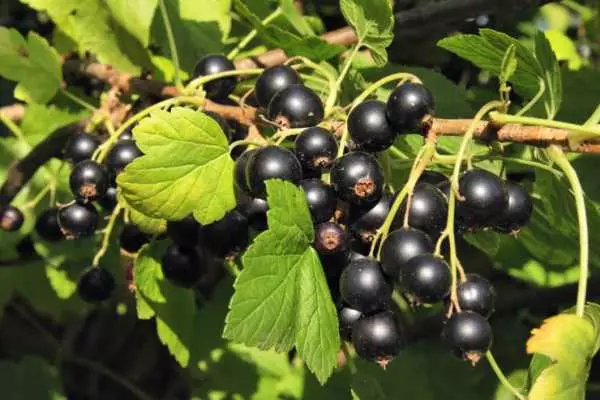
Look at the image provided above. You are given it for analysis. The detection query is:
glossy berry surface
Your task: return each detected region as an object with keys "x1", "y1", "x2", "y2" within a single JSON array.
[
  {"x1": 0, "y1": 205, "x2": 24, "y2": 232},
  {"x1": 459, "y1": 169, "x2": 508, "y2": 226},
  {"x1": 294, "y1": 127, "x2": 337, "y2": 172},
  {"x1": 234, "y1": 149, "x2": 257, "y2": 193},
  {"x1": 192, "y1": 54, "x2": 236, "y2": 100},
  {"x1": 202, "y1": 210, "x2": 249, "y2": 257},
  {"x1": 120, "y1": 224, "x2": 150, "y2": 253},
  {"x1": 314, "y1": 222, "x2": 347, "y2": 255},
  {"x1": 167, "y1": 215, "x2": 201, "y2": 248},
  {"x1": 70, "y1": 160, "x2": 109, "y2": 201},
  {"x1": 245, "y1": 146, "x2": 302, "y2": 198},
  {"x1": 494, "y1": 181, "x2": 533, "y2": 233},
  {"x1": 339, "y1": 258, "x2": 391, "y2": 314},
  {"x1": 65, "y1": 133, "x2": 101, "y2": 163},
  {"x1": 398, "y1": 183, "x2": 447, "y2": 237},
  {"x1": 267, "y1": 85, "x2": 324, "y2": 128},
  {"x1": 35, "y1": 208, "x2": 63, "y2": 241},
  {"x1": 348, "y1": 100, "x2": 397, "y2": 152},
  {"x1": 419, "y1": 170, "x2": 449, "y2": 187},
  {"x1": 352, "y1": 311, "x2": 402, "y2": 365},
  {"x1": 331, "y1": 152, "x2": 384, "y2": 206},
  {"x1": 380, "y1": 227, "x2": 433, "y2": 279},
  {"x1": 58, "y1": 201, "x2": 99, "y2": 238},
  {"x1": 399, "y1": 254, "x2": 451, "y2": 304},
  {"x1": 457, "y1": 274, "x2": 496, "y2": 318},
  {"x1": 77, "y1": 268, "x2": 115, "y2": 303},
  {"x1": 235, "y1": 191, "x2": 268, "y2": 231},
  {"x1": 255, "y1": 65, "x2": 302, "y2": 108},
  {"x1": 443, "y1": 311, "x2": 493, "y2": 359},
  {"x1": 386, "y1": 83, "x2": 435, "y2": 132},
  {"x1": 339, "y1": 305, "x2": 363, "y2": 341},
  {"x1": 299, "y1": 179, "x2": 337, "y2": 224},
  {"x1": 106, "y1": 140, "x2": 143, "y2": 175},
  {"x1": 98, "y1": 186, "x2": 118, "y2": 211},
  {"x1": 349, "y1": 192, "x2": 393, "y2": 246},
  {"x1": 161, "y1": 244, "x2": 204, "y2": 288}
]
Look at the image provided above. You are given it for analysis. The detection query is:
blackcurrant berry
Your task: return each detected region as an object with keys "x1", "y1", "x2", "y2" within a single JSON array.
[
  {"x1": 0, "y1": 205, "x2": 24, "y2": 232},
  {"x1": 299, "y1": 179, "x2": 337, "y2": 224},
  {"x1": 380, "y1": 227, "x2": 433, "y2": 279},
  {"x1": 457, "y1": 274, "x2": 496, "y2": 318},
  {"x1": 161, "y1": 244, "x2": 204, "y2": 288},
  {"x1": 234, "y1": 149, "x2": 257, "y2": 193},
  {"x1": 106, "y1": 140, "x2": 143, "y2": 175},
  {"x1": 167, "y1": 215, "x2": 201, "y2": 248},
  {"x1": 65, "y1": 133, "x2": 101, "y2": 163},
  {"x1": 255, "y1": 65, "x2": 302, "y2": 109},
  {"x1": 399, "y1": 254, "x2": 451, "y2": 304},
  {"x1": 494, "y1": 181, "x2": 533, "y2": 233},
  {"x1": 352, "y1": 311, "x2": 402, "y2": 366},
  {"x1": 347, "y1": 249, "x2": 368, "y2": 264},
  {"x1": 331, "y1": 152, "x2": 384, "y2": 206},
  {"x1": 58, "y1": 201, "x2": 99, "y2": 238},
  {"x1": 396, "y1": 183, "x2": 447, "y2": 237},
  {"x1": 339, "y1": 258, "x2": 391, "y2": 314},
  {"x1": 294, "y1": 127, "x2": 338, "y2": 172},
  {"x1": 386, "y1": 83, "x2": 435, "y2": 133},
  {"x1": 16, "y1": 235, "x2": 36, "y2": 258},
  {"x1": 418, "y1": 170, "x2": 449, "y2": 186},
  {"x1": 69, "y1": 160, "x2": 109, "y2": 201},
  {"x1": 267, "y1": 85, "x2": 324, "y2": 128},
  {"x1": 349, "y1": 192, "x2": 393, "y2": 246},
  {"x1": 458, "y1": 169, "x2": 508, "y2": 226},
  {"x1": 118, "y1": 129, "x2": 134, "y2": 141},
  {"x1": 245, "y1": 146, "x2": 303, "y2": 198},
  {"x1": 77, "y1": 267, "x2": 115, "y2": 303},
  {"x1": 98, "y1": 186, "x2": 118, "y2": 211},
  {"x1": 339, "y1": 305, "x2": 363, "y2": 341},
  {"x1": 314, "y1": 222, "x2": 347, "y2": 255},
  {"x1": 348, "y1": 100, "x2": 397, "y2": 152},
  {"x1": 442, "y1": 311, "x2": 493, "y2": 363},
  {"x1": 120, "y1": 224, "x2": 150, "y2": 253},
  {"x1": 202, "y1": 210, "x2": 249, "y2": 257},
  {"x1": 192, "y1": 54, "x2": 236, "y2": 100},
  {"x1": 35, "y1": 208, "x2": 63, "y2": 241},
  {"x1": 236, "y1": 191, "x2": 268, "y2": 231}
]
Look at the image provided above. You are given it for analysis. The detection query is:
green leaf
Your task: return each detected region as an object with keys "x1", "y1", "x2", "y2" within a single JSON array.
[
  {"x1": 0, "y1": 28, "x2": 61, "y2": 103},
  {"x1": 224, "y1": 180, "x2": 340, "y2": 384},
  {"x1": 526, "y1": 303, "x2": 600, "y2": 399},
  {"x1": 279, "y1": 0, "x2": 315, "y2": 36},
  {"x1": 118, "y1": 107, "x2": 236, "y2": 224},
  {"x1": 340, "y1": 0, "x2": 394, "y2": 65},
  {"x1": 105, "y1": 0, "x2": 159, "y2": 47},
  {"x1": 20, "y1": 104, "x2": 89, "y2": 146},
  {"x1": 534, "y1": 31, "x2": 562, "y2": 118},
  {"x1": 500, "y1": 44, "x2": 518, "y2": 85},
  {"x1": 0, "y1": 357, "x2": 65, "y2": 399}
]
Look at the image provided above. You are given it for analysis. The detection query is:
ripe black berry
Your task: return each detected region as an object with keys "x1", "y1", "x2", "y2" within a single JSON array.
[
  {"x1": 77, "y1": 267, "x2": 115, "y2": 303},
  {"x1": 294, "y1": 127, "x2": 338, "y2": 172},
  {"x1": 234, "y1": 149, "x2": 257, "y2": 193},
  {"x1": 399, "y1": 254, "x2": 451, "y2": 304},
  {"x1": 314, "y1": 222, "x2": 347, "y2": 255},
  {"x1": 331, "y1": 152, "x2": 384, "y2": 206},
  {"x1": 380, "y1": 227, "x2": 433, "y2": 279},
  {"x1": 456, "y1": 274, "x2": 496, "y2": 318},
  {"x1": 167, "y1": 215, "x2": 201, "y2": 248},
  {"x1": 70, "y1": 160, "x2": 109, "y2": 201},
  {"x1": 349, "y1": 192, "x2": 393, "y2": 246},
  {"x1": 267, "y1": 85, "x2": 324, "y2": 128},
  {"x1": 255, "y1": 65, "x2": 302, "y2": 109},
  {"x1": 118, "y1": 129, "x2": 134, "y2": 141},
  {"x1": 396, "y1": 183, "x2": 447, "y2": 237},
  {"x1": 98, "y1": 186, "x2": 118, "y2": 211},
  {"x1": 65, "y1": 133, "x2": 101, "y2": 163},
  {"x1": 386, "y1": 83, "x2": 435, "y2": 133},
  {"x1": 348, "y1": 100, "x2": 397, "y2": 152},
  {"x1": 458, "y1": 169, "x2": 508, "y2": 226},
  {"x1": 299, "y1": 179, "x2": 336, "y2": 224},
  {"x1": 0, "y1": 205, "x2": 24, "y2": 232},
  {"x1": 419, "y1": 170, "x2": 449, "y2": 186},
  {"x1": 202, "y1": 210, "x2": 249, "y2": 257},
  {"x1": 236, "y1": 191, "x2": 268, "y2": 231},
  {"x1": 58, "y1": 201, "x2": 99, "y2": 238},
  {"x1": 352, "y1": 311, "x2": 402, "y2": 366},
  {"x1": 192, "y1": 54, "x2": 236, "y2": 100},
  {"x1": 339, "y1": 305, "x2": 363, "y2": 341},
  {"x1": 35, "y1": 208, "x2": 63, "y2": 241},
  {"x1": 106, "y1": 140, "x2": 143, "y2": 175},
  {"x1": 120, "y1": 224, "x2": 150, "y2": 253},
  {"x1": 443, "y1": 311, "x2": 493, "y2": 363},
  {"x1": 339, "y1": 258, "x2": 391, "y2": 314},
  {"x1": 161, "y1": 244, "x2": 204, "y2": 288},
  {"x1": 494, "y1": 181, "x2": 533, "y2": 233},
  {"x1": 245, "y1": 146, "x2": 302, "y2": 198}
]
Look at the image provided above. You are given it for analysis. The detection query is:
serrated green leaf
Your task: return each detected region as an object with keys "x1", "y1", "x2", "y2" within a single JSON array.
[
  {"x1": 0, "y1": 357, "x2": 65, "y2": 399},
  {"x1": 105, "y1": 0, "x2": 158, "y2": 47},
  {"x1": 340, "y1": 0, "x2": 394, "y2": 65},
  {"x1": 224, "y1": 180, "x2": 340, "y2": 384},
  {"x1": 535, "y1": 31, "x2": 563, "y2": 118},
  {"x1": 20, "y1": 104, "x2": 88, "y2": 146},
  {"x1": 279, "y1": 0, "x2": 315, "y2": 36},
  {"x1": 118, "y1": 107, "x2": 236, "y2": 224},
  {"x1": 0, "y1": 28, "x2": 61, "y2": 103}
]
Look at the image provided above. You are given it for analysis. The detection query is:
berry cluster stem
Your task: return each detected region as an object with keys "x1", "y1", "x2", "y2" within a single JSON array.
[
  {"x1": 185, "y1": 69, "x2": 264, "y2": 94},
  {"x1": 485, "y1": 351, "x2": 526, "y2": 400},
  {"x1": 92, "y1": 204, "x2": 123, "y2": 267},
  {"x1": 158, "y1": 0, "x2": 183, "y2": 90}
]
